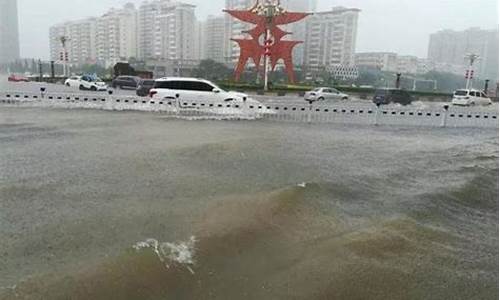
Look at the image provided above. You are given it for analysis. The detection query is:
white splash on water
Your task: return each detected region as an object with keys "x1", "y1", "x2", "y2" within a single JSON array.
[
  {"x1": 1, "y1": 97, "x2": 272, "y2": 121},
  {"x1": 133, "y1": 236, "x2": 197, "y2": 274},
  {"x1": 411, "y1": 101, "x2": 430, "y2": 110},
  {"x1": 0, "y1": 284, "x2": 18, "y2": 297}
]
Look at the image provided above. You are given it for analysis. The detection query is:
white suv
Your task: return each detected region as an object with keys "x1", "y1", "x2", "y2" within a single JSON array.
[
  {"x1": 65, "y1": 75, "x2": 108, "y2": 91},
  {"x1": 452, "y1": 89, "x2": 492, "y2": 106},
  {"x1": 149, "y1": 77, "x2": 252, "y2": 104}
]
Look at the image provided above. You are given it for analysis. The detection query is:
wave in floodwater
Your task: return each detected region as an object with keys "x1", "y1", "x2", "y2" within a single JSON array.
[
  {"x1": 0, "y1": 98, "x2": 273, "y2": 121},
  {"x1": 1, "y1": 175, "x2": 497, "y2": 300},
  {"x1": 133, "y1": 237, "x2": 197, "y2": 274}
]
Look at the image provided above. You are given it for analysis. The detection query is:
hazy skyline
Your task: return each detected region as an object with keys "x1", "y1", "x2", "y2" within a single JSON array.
[{"x1": 18, "y1": 0, "x2": 499, "y2": 60}]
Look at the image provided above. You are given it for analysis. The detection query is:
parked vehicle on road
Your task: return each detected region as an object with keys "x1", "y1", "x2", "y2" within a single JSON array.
[
  {"x1": 65, "y1": 75, "x2": 107, "y2": 91},
  {"x1": 451, "y1": 89, "x2": 492, "y2": 106},
  {"x1": 304, "y1": 87, "x2": 349, "y2": 102},
  {"x1": 112, "y1": 76, "x2": 141, "y2": 90},
  {"x1": 65, "y1": 76, "x2": 82, "y2": 87},
  {"x1": 373, "y1": 88, "x2": 413, "y2": 106},
  {"x1": 136, "y1": 79, "x2": 155, "y2": 97},
  {"x1": 8, "y1": 74, "x2": 29, "y2": 82},
  {"x1": 149, "y1": 77, "x2": 254, "y2": 104}
]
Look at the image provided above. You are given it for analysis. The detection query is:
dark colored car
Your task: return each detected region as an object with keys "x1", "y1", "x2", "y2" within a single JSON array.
[
  {"x1": 111, "y1": 76, "x2": 140, "y2": 89},
  {"x1": 136, "y1": 79, "x2": 155, "y2": 97},
  {"x1": 373, "y1": 88, "x2": 414, "y2": 106}
]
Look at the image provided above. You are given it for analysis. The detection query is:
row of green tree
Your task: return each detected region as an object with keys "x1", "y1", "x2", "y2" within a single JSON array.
[
  {"x1": 192, "y1": 60, "x2": 484, "y2": 93},
  {"x1": 2, "y1": 58, "x2": 488, "y2": 93}
]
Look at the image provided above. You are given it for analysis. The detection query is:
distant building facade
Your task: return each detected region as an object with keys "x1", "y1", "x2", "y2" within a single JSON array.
[
  {"x1": 50, "y1": 0, "x2": 199, "y2": 68},
  {"x1": 355, "y1": 52, "x2": 398, "y2": 72},
  {"x1": 193, "y1": 21, "x2": 206, "y2": 61},
  {"x1": 326, "y1": 64, "x2": 359, "y2": 80},
  {"x1": 428, "y1": 27, "x2": 499, "y2": 79},
  {"x1": 396, "y1": 55, "x2": 419, "y2": 75},
  {"x1": 138, "y1": 0, "x2": 196, "y2": 61},
  {"x1": 0, "y1": 0, "x2": 20, "y2": 64},
  {"x1": 356, "y1": 52, "x2": 431, "y2": 75},
  {"x1": 96, "y1": 3, "x2": 138, "y2": 67},
  {"x1": 224, "y1": 0, "x2": 254, "y2": 63},
  {"x1": 303, "y1": 7, "x2": 360, "y2": 73},
  {"x1": 281, "y1": 0, "x2": 317, "y2": 66},
  {"x1": 49, "y1": 18, "x2": 97, "y2": 65},
  {"x1": 204, "y1": 15, "x2": 226, "y2": 63},
  {"x1": 286, "y1": 0, "x2": 317, "y2": 12}
]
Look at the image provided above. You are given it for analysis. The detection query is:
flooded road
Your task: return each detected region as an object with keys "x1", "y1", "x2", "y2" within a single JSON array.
[{"x1": 0, "y1": 104, "x2": 498, "y2": 299}]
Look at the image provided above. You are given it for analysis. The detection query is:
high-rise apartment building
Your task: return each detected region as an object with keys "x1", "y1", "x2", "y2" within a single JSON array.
[
  {"x1": 204, "y1": 15, "x2": 226, "y2": 63},
  {"x1": 49, "y1": 18, "x2": 97, "y2": 65},
  {"x1": 0, "y1": 0, "x2": 21, "y2": 64},
  {"x1": 428, "y1": 28, "x2": 499, "y2": 79},
  {"x1": 282, "y1": 0, "x2": 317, "y2": 12},
  {"x1": 224, "y1": 0, "x2": 253, "y2": 63},
  {"x1": 96, "y1": 3, "x2": 138, "y2": 67},
  {"x1": 138, "y1": 0, "x2": 196, "y2": 61},
  {"x1": 281, "y1": 0, "x2": 317, "y2": 65},
  {"x1": 50, "y1": 0, "x2": 198, "y2": 67},
  {"x1": 355, "y1": 52, "x2": 427, "y2": 75},
  {"x1": 137, "y1": 1, "x2": 160, "y2": 59},
  {"x1": 303, "y1": 7, "x2": 360, "y2": 72},
  {"x1": 355, "y1": 52, "x2": 398, "y2": 72},
  {"x1": 194, "y1": 21, "x2": 206, "y2": 61}
]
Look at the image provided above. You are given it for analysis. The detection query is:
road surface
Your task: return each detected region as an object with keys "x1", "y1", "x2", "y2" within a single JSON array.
[{"x1": 1, "y1": 77, "x2": 498, "y2": 112}]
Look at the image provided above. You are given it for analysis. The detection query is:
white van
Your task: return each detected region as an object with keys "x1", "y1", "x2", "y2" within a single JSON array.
[
  {"x1": 149, "y1": 77, "x2": 252, "y2": 104},
  {"x1": 452, "y1": 89, "x2": 492, "y2": 106}
]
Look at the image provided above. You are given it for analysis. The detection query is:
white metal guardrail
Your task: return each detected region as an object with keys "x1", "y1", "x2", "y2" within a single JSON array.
[{"x1": 0, "y1": 91, "x2": 497, "y2": 128}]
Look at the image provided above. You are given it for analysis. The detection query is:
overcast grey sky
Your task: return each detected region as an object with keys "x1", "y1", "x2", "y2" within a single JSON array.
[{"x1": 18, "y1": 0, "x2": 498, "y2": 60}]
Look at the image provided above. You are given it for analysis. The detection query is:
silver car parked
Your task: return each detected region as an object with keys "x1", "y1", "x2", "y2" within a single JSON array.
[{"x1": 304, "y1": 87, "x2": 349, "y2": 102}]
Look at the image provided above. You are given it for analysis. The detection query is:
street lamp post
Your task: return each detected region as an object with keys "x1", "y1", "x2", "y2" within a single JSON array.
[
  {"x1": 465, "y1": 53, "x2": 480, "y2": 90},
  {"x1": 60, "y1": 36, "x2": 69, "y2": 77},
  {"x1": 38, "y1": 59, "x2": 43, "y2": 82},
  {"x1": 396, "y1": 73, "x2": 402, "y2": 89},
  {"x1": 263, "y1": 2, "x2": 277, "y2": 92},
  {"x1": 484, "y1": 79, "x2": 490, "y2": 95},
  {"x1": 50, "y1": 61, "x2": 55, "y2": 80}
]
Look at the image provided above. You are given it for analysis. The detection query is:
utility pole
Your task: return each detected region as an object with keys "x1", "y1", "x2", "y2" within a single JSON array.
[
  {"x1": 263, "y1": 28, "x2": 271, "y2": 92},
  {"x1": 50, "y1": 61, "x2": 55, "y2": 80},
  {"x1": 38, "y1": 59, "x2": 43, "y2": 82},
  {"x1": 263, "y1": 2, "x2": 277, "y2": 92},
  {"x1": 464, "y1": 53, "x2": 480, "y2": 90},
  {"x1": 60, "y1": 36, "x2": 69, "y2": 77},
  {"x1": 396, "y1": 73, "x2": 402, "y2": 89},
  {"x1": 484, "y1": 79, "x2": 490, "y2": 95}
]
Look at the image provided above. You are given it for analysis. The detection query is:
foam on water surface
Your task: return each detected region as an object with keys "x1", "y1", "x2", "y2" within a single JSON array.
[{"x1": 133, "y1": 237, "x2": 197, "y2": 274}]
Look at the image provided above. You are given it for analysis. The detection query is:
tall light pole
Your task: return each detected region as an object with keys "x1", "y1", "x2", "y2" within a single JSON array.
[
  {"x1": 60, "y1": 36, "x2": 69, "y2": 77},
  {"x1": 395, "y1": 73, "x2": 402, "y2": 89},
  {"x1": 263, "y1": 1, "x2": 277, "y2": 92},
  {"x1": 38, "y1": 59, "x2": 43, "y2": 82},
  {"x1": 465, "y1": 53, "x2": 480, "y2": 90}
]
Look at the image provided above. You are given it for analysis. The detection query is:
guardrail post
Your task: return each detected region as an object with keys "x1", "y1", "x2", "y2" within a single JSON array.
[
  {"x1": 441, "y1": 105, "x2": 449, "y2": 128},
  {"x1": 374, "y1": 103, "x2": 381, "y2": 126},
  {"x1": 175, "y1": 93, "x2": 180, "y2": 112},
  {"x1": 307, "y1": 100, "x2": 314, "y2": 124},
  {"x1": 242, "y1": 96, "x2": 247, "y2": 116}
]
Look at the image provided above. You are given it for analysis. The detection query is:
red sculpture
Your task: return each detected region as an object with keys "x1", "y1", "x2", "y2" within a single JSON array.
[{"x1": 224, "y1": 1, "x2": 310, "y2": 83}]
